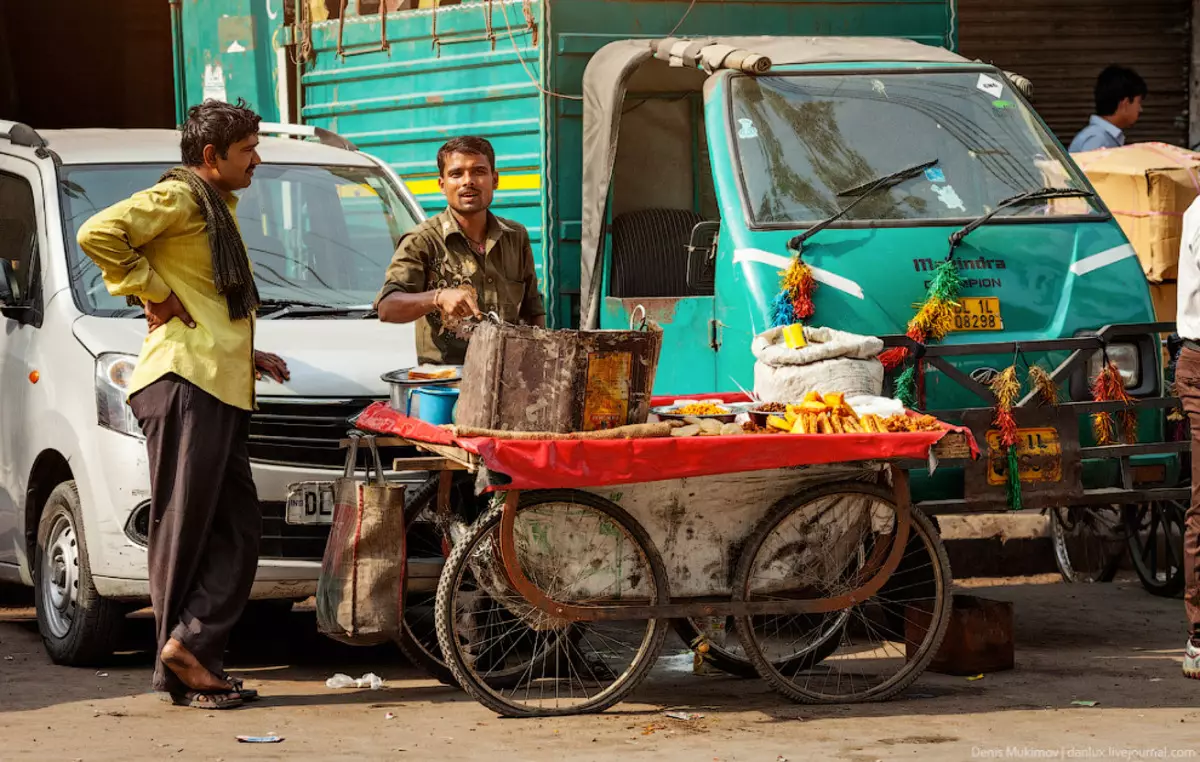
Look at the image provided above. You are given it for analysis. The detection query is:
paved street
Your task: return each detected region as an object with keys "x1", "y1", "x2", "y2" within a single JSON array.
[{"x1": 2, "y1": 575, "x2": 1199, "y2": 761}]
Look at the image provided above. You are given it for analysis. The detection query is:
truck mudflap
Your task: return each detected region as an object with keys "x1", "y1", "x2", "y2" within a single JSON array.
[{"x1": 888, "y1": 322, "x2": 1190, "y2": 513}]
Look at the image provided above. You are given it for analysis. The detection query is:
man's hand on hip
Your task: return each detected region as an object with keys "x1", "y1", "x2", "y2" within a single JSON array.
[
  {"x1": 145, "y1": 293, "x2": 195, "y2": 331},
  {"x1": 254, "y1": 351, "x2": 290, "y2": 383}
]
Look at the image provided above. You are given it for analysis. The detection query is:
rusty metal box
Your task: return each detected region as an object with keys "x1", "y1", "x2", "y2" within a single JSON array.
[
  {"x1": 456, "y1": 321, "x2": 662, "y2": 433},
  {"x1": 906, "y1": 594, "x2": 1015, "y2": 675}
]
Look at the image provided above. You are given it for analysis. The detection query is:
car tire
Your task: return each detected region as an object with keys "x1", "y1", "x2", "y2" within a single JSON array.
[{"x1": 34, "y1": 482, "x2": 126, "y2": 665}]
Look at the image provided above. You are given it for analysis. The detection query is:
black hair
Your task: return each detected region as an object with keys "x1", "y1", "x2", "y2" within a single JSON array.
[
  {"x1": 436, "y1": 136, "x2": 496, "y2": 176},
  {"x1": 1095, "y1": 65, "x2": 1148, "y2": 116},
  {"x1": 180, "y1": 99, "x2": 262, "y2": 166}
]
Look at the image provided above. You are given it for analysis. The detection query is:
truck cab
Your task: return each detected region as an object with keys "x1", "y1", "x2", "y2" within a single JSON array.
[{"x1": 0, "y1": 122, "x2": 421, "y2": 663}]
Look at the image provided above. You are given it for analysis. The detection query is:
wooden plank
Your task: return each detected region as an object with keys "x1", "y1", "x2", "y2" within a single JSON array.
[{"x1": 393, "y1": 456, "x2": 468, "y2": 472}]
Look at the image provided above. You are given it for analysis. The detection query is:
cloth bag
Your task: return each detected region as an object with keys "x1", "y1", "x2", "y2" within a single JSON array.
[
  {"x1": 316, "y1": 434, "x2": 407, "y2": 646},
  {"x1": 752, "y1": 325, "x2": 885, "y2": 402}
]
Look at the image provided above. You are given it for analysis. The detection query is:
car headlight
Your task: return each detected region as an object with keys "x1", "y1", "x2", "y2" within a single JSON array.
[
  {"x1": 95, "y1": 353, "x2": 144, "y2": 438},
  {"x1": 1087, "y1": 342, "x2": 1140, "y2": 388}
]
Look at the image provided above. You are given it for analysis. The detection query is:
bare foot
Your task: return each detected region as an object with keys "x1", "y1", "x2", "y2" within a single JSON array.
[{"x1": 160, "y1": 638, "x2": 231, "y2": 692}]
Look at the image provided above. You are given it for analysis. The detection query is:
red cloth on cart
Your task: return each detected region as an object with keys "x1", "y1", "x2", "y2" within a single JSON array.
[{"x1": 354, "y1": 398, "x2": 978, "y2": 492}]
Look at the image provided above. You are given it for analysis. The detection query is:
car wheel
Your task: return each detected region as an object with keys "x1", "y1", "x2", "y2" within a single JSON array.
[{"x1": 34, "y1": 482, "x2": 126, "y2": 665}]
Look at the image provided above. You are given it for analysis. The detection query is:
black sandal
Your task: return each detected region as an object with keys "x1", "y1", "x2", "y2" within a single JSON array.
[
  {"x1": 168, "y1": 690, "x2": 245, "y2": 710},
  {"x1": 223, "y1": 674, "x2": 260, "y2": 702}
]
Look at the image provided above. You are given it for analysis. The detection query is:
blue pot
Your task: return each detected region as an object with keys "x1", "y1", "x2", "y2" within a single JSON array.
[{"x1": 407, "y1": 385, "x2": 460, "y2": 425}]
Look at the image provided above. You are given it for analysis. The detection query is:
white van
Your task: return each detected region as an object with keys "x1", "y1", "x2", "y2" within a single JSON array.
[{"x1": 0, "y1": 121, "x2": 420, "y2": 663}]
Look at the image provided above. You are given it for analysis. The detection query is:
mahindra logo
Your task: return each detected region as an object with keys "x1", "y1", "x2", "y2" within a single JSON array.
[{"x1": 971, "y1": 367, "x2": 1000, "y2": 385}]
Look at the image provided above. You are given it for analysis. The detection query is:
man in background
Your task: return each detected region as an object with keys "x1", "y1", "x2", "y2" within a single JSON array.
[{"x1": 1068, "y1": 65, "x2": 1147, "y2": 153}]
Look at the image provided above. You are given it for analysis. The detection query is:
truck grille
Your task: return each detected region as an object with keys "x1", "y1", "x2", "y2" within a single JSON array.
[
  {"x1": 249, "y1": 397, "x2": 381, "y2": 468},
  {"x1": 260, "y1": 500, "x2": 329, "y2": 560}
]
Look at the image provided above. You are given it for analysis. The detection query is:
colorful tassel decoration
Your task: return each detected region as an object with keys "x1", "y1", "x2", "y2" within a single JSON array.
[
  {"x1": 771, "y1": 255, "x2": 817, "y2": 327},
  {"x1": 990, "y1": 366, "x2": 1023, "y2": 510},
  {"x1": 880, "y1": 258, "x2": 964, "y2": 407},
  {"x1": 894, "y1": 365, "x2": 919, "y2": 409},
  {"x1": 1091, "y1": 361, "x2": 1135, "y2": 445},
  {"x1": 1027, "y1": 365, "x2": 1060, "y2": 407}
]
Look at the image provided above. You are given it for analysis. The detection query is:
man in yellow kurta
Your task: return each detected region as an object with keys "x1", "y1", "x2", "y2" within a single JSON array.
[{"x1": 77, "y1": 100, "x2": 287, "y2": 710}]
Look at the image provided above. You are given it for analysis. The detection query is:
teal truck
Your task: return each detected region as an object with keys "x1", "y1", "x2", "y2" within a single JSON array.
[{"x1": 175, "y1": 0, "x2": 1185, "y2": 586}]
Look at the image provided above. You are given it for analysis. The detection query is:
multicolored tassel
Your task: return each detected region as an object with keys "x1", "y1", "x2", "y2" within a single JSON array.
[
  {"x1": 771, "y1": 255, "x2": 817, "y2": 327},
  {"x1": 1027, "y1": 365, "x2": 1059, "y2": 407},
  {"x1": 880, "y1": 258, "x2": 964, "y2": 407},
  {"x1": 1091, "y1": 362, "x2": 1135, "y2": 445},
  {"x1": 990, "y1": 366, "x2": 1023, "y2": 511}
]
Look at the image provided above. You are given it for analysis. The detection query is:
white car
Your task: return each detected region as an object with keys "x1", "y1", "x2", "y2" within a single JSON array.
[{"x1": 0, "y1": 121, "x2": 421, "y2": 664}]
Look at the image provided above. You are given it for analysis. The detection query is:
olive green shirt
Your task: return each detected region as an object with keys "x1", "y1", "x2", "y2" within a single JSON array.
[{"x1": 375, "y1": 208, "x2": 545, "y2": 364}]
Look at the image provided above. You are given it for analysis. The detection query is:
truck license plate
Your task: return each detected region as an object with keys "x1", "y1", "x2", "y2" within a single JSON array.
[
  {"x1": 986, "y1": 427, "x2": 1062, "y2": 485},
  {"x1": 285, "y1": 481, "x2": 336, "y2": 525},
  {"x1": 950, "y1": 297, "x2": 1003, "y2": 332}
]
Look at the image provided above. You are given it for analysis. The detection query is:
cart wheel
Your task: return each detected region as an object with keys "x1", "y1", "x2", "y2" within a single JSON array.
[
  {"x1": 394, "y1": 475, "x2": 464, "y2": 688},
  {"x1": 435, "y1": 490, "x2": 669, "y2": 716},
  {"x1": 1123, "y1": 501, "x2": 1186, "y2": 597},
  {"x1": 734, "y1": 483, "x2": 952, "y2": 704},
  {"x1": 1050, "y1": 506, "x2": 1124, "y2": 584}
]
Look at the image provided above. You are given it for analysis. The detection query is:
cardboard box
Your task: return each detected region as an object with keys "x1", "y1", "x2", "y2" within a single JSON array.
[
  {"x1": 1150, "y1": 281, "x2": 1178, "y2": 324},
  {"x1": 1073, "y1": 143, "x2": 1200, "y2": 283}
]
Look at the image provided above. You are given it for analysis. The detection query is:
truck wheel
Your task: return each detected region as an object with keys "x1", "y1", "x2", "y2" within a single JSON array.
[{"x1": 34, "y1": 482, "x2": 126, "y2": 665}]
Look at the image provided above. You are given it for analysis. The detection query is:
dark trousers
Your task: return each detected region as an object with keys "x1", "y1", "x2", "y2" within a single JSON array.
[
  {"x1": 129, "y1": 374, "x2": 261, "y2": 693},
  {"x1": 1174, "y1": 347, "x2": 1200, "y2": 638}
]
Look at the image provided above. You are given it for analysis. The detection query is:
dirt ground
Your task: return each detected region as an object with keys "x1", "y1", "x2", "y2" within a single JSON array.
[{"x1": 1, "y1": 574, "x2": 1198, "y2": 762}]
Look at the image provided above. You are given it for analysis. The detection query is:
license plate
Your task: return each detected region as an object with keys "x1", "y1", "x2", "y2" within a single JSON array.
[
  {"x1": 950, "y1": 297, "x2": 1003, "y2": 332},
  {"x1": 986, "y1": 427, "x2": 1062, "y2": 485},
  {"x1": 285, "y1": 481, "x2": 336, "y2": 525}
]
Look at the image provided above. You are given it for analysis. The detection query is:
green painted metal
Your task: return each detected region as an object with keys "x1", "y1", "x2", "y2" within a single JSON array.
[{"x1": 175, "y1": 0, "x2": 286, "y2": 126}]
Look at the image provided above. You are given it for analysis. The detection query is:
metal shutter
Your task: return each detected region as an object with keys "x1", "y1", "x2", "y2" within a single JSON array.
[{"x1": 958, "y1": 0, "x2": 1191, "y2": 147}]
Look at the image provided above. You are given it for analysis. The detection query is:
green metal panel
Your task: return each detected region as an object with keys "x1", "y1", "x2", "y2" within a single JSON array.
[
  {"x1": 299, "y1": 4, "x2": 548, "y2": 298},
  {"x1": 176, "y1": 0, "x2": 285, "y2": 124}
]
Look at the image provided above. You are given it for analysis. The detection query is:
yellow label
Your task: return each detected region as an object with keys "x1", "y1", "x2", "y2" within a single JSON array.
[
  {"x1": 582, "y1": 351, "x2": 632, "y2": 431},
  {"x1": 337, "y1": 183, "x2": 379, "y2": 199},
  {"x1": 986, "y1": 427, "x2": 1062, "y2": 485},
  {"x1": 782, "y1": 323, "x2": 808, "y2": 349},
  {"x1": 949, "y1": 297, "x2": 1003, "y2": 332}
]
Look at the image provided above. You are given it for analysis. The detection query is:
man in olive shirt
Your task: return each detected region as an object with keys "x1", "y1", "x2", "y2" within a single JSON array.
[
  {"x1": 78, "y1": 100, "x2": 286, "y2": 709},
  {"x1": 376, "y1": 136, "x2": 545, "y2": 363}
]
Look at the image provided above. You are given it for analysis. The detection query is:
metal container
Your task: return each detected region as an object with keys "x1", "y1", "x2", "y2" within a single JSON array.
[{"x1": 457, "y1": 321, "x2": 662, "y2": 433}]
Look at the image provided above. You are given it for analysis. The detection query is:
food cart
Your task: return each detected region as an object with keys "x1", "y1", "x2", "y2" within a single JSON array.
[{"x1": 348, "y1": 393, "x2": 975, "y2": 717}]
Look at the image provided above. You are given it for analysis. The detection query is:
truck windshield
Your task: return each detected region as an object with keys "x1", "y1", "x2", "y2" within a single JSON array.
[
  {"x1": 59, "y1": 163, "x2": 418, "y2": 316},
  {"x1": 729, "y1": 71, "x2": 1102, "y2": 227}
]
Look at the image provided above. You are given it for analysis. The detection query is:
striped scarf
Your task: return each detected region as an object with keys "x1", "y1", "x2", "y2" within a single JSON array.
[{"x1": 132, "y1": 167, "x2": 260, "y2": 320}]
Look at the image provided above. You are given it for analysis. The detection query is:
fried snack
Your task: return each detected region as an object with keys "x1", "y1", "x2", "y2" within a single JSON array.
[
  {"x1": 754, "y1": 402, "x2": 787, "y2": 413},
  {"x1": 767, "y1": 415, "x2": 792, "y2": 432},
  {"x1": 671, "y1": 424, "x2": 701, "y2": 437},
  {"x1": 842, "y1": 416, "x2": 861, "y2": 433},
  {"x1": 816, "y1": 413, "x2": 833, "y2": 434},
  {"x1": 409, "y1": 366, "x2": 458, "y2": 381},
  {"x1": 802, "y1": 413, "x2": 817, "y2": 434},
  {"x1": 675, "y1": 402, "x2": 730, "y2": 416},
  {"x1": 830, "y1": 415, "x2": 845, "y2": 434}
]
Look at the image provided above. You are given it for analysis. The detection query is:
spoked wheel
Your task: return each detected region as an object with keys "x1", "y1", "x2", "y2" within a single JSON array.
[
  {"x1": 1123, "y1": 500, "x2": 1186, "y2": 597},
  {"x1": 435, "y1": 490, "x2": 669, "y2": 716},
  {"x1": 1050, "y1": 506, "x2": 1124, "y2": 584},
  {"x1": 734, "y1": 483, "x2": 952, "y2": 704},
  {"x1": 395, "y1": 475, "x2": 472, "y2": 687}
]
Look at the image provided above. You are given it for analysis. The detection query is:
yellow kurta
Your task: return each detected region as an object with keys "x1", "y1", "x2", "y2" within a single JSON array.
[{"x1": 77, "y1": 179, "x2": 256, "y2": 411}]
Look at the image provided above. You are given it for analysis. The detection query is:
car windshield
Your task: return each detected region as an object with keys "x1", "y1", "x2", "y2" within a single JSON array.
[
  {"x1": 59, "y1": 162, "x2": 419, "y2": 315},
  {"x1": 729, "y1": 71, "x2": 1102, "y2": 226}
]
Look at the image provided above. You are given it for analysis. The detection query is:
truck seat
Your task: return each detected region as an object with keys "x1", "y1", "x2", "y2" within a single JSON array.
[{"x1": 609, "y1": 208, "x2": 707, "y2": 298}]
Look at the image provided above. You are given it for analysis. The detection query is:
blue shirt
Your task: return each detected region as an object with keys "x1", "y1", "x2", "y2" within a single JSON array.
[{"x1": 1068, "y1": 115, "x2": 1126, "y2": 153}]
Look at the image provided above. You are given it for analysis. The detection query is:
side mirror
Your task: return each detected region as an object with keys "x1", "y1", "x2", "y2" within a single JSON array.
[
  {"x1": 0, "y1": 259, "x2": 20, "y2": 307},
  {"x1": 686, "y1": 221, "x2": 719, "y2": 293}
]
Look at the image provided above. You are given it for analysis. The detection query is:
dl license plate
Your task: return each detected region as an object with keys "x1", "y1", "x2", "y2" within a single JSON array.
[
  {"x1": 950, "y1": 297, "x2": 1003, "y2": 332},
  {"x1": 986, "y1": 427, "x2": 1062, "y2": 485},
  {"x1": 285, "y1": 481, "x2": 336, "y2": 525}
]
